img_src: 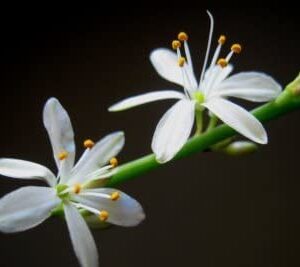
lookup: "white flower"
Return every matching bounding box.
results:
[0,98,145,267]
[109,12,282,163]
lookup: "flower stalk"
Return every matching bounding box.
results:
[205,114,218,133]
[194,108,203,136]
[51,73,300,219]
[106,73,300,187]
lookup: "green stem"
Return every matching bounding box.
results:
[194,108,203,136]
[52,74,300,218]
[107,73,300,187]
[205,114,218,132]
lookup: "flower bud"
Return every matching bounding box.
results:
[223,141,258,156]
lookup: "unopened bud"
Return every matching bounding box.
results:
[223,141,258,156]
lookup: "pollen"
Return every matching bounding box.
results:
[178,57,186,67]
[73,183,82,194]
[178,32,188,41]
[58,151,68,160]
[217,58,228,68]
[110,191,120,201]
[231,43,242,54]
[110,157,118,168]
[172,40,181,50]
[83,139,94,149]
[99,210,109,222]
[218,35,226,45]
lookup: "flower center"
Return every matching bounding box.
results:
[56,184,70,200]
[193,91,205,104]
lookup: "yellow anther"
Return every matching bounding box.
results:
[178,32,188,41]
[217,58,228,68]
[110,191,120,201]
[218,35,226,45]
[178,57,186,67]
[83,139,94,149]
[99,210,109,221]
[73,183,82,194]
[58,151,68,160]
[172,40,181,50]
[231,43,242,54]
[110,157,118,168]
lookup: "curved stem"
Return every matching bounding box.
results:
[107,73,300,187]
[51,74,300,218]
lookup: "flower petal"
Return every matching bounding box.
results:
[0,186,59,233]
[73,188,145,227]
[69,132,125,184]
[64,203,98,267]
[108,90,185,112]
[43,97,75,182]
[151,99,195,163]
[212,72,282,102]
[0,158,56,187]
[203,98,267,144]
[150,48,197,88]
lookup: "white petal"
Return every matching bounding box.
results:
[203,98,267,144]
[108,90,185,111]
[69,132,124,184]
[211,72,282,102]
[0,186,59,233]
[150,48,197,88]
[151,99,195,163]
[0,158,56,187]
[43,98,75,181]
[73,188,145,227]
[64,203,98,267]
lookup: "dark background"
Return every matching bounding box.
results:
[0,7,299,267]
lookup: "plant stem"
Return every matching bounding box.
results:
[106,73,300,187]
[194,108,203,136]
[51,74,300,218]
[205,115,218,132]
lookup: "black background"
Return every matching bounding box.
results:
[0,7,299,267]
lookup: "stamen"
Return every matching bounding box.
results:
[85,165,115,181]
[231,43,242,54]
[99,210,109,221]
[180,33,195,81]
[110,157,118,168]
[73,183,82,194]
[178,32,188,41]
[80,191,111,199]
[83,139,94,149]
[74,203,102,218]
[178,57,186,67]
[217,58,228,68]
[172,40,181,50]
[110,191,120,201]
[174,44,191,97]
[58,151,68,160]
[208,35,226,71]
[218,35,226,45]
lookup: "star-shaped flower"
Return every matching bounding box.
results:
[109,12,282,163]
[0,98,145,267]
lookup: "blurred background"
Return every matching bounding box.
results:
[0,7,299,267]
